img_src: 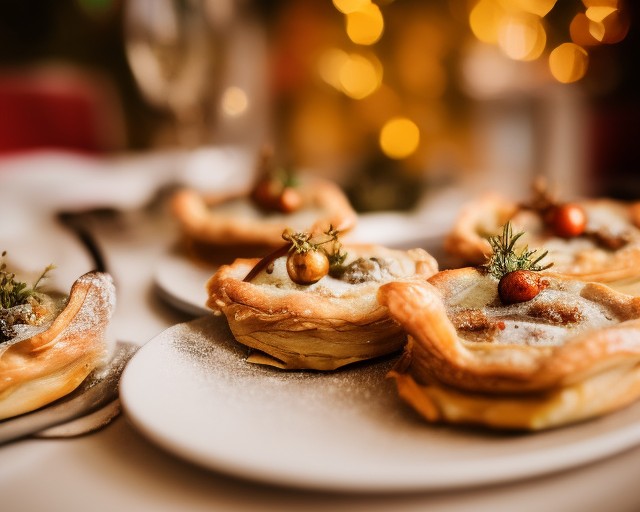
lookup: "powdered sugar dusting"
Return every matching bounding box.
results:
[69,272,116,336]
[161,315,404,425]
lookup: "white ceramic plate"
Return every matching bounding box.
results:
[153,251,216,317]
[120,316,640,493]
[153,212,451,317]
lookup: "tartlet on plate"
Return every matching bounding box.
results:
[171,154,357,265]
[0,270,115,420]
[444,189,640,287]
[207,233,438,370]
[378,264,640,431]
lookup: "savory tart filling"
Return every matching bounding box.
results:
[378,269,640,430]
[207,238,438,371]
[445,191,640,287]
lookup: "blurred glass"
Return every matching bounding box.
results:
[123,0,223,148]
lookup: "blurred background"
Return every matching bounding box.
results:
[0,0,637,210]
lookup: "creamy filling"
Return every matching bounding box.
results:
[212,198,324,230]
[506,203,640,271]
[250,254,406,299]
[446,279,618,347]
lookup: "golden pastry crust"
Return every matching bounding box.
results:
[171,176,357,253]
[207,245,438,370]
[378,267,640,430]
[444,194,640,284]
[0,272,116,420]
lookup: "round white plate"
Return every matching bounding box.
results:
[120,315,640,493]
[153,212,451,317]
[153,251,216,317]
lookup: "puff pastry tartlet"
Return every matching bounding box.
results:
[171,157,357,264]
[378,266,640,431]
[0,271,116,420]
[444,190,640,287]
[207,238,438,370]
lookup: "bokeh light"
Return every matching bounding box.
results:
[504,0,557,17]
[469,0,503,44]
[221,86,248,117]
[345,2,384,45]
[497,13,547,61]
[332,0,370,15]
[339,52,383,99]
[466,0,629,84]
[379,117,420,159]
[318,50,382,99]
[318,48,349,90]
[549,42,589,83]
[581,0,619,9]
[570,13,601,46]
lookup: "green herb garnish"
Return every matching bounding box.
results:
[0,251,54,310]
[483,222,552,279]
[0,251,55,343]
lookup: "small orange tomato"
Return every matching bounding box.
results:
[549,203,587,238]
[498,270,546,304]
[278,187,303,213]
[251,179,281,211]
[286,250,329,285]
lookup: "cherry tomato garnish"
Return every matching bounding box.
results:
[251,179,302,214]
[498,270,546,304]
[548,203,587,238]
[286,250,329,285]
[278,187,303,213]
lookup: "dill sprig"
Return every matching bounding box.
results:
[0,251,55,309]
[483,222,553,279]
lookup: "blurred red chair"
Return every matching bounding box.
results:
[0,65,125,155]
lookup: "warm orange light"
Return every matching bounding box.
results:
[570,13,601,46]
[585,6,629,43]
[585,5,618,21]
[333,0,370,15]
[221,86,248,117]
[379,117,420,159]
[581,0,619,8]
[504,0,557,17]
[339,52,382,99]
[549,43,589,83]
[469,0,504,45]
[346,3,384,45]
[318,48,349,90]
[497,14,547,61]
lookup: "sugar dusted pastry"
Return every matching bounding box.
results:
[207,229,438,370]
[379,224,640,431]
[445,181,640,287]
[171,152,357,264]
[0,261,115,420]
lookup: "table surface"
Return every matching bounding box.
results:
[2,150,640,512]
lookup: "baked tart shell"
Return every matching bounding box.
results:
[379,268,640,430]
[207,245,438,370]
[0,272,116,420]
